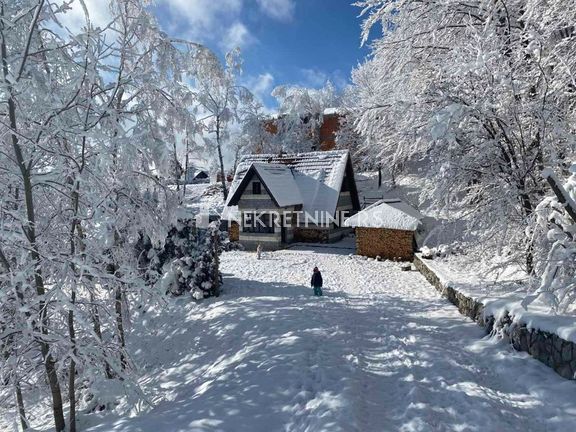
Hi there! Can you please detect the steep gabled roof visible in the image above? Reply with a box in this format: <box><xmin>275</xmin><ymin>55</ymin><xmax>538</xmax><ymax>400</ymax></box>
<box><xmin>227</xmin><ymin>163</ymin><xmax>303</xmax><ymax>208</ymax></box>
<box><xmin>185</xmin><ymin>167</ymin><xmax>209</xmax><ymax>179</ymax></box>
<box><xmin>225</xmin><ymin>150</ymin><xmax>352</xmax><ymax>215</ymax></box>
<box><xmin>344</xmin><ymin>199</ymin><xmax>423</xmax><ymax>231</ymax></box>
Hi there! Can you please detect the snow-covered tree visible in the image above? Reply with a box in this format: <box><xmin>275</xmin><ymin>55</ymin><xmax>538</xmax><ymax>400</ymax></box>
<box><xmin>268</xmin><ymin>82</ymin><xmax>342</xmax><ymax>153</ymax></box>
<box><xmin>353</xmin><ymin>0</ymin><xmax>576</xmax><ymax>272</ymax></box>
<box><xmin>334</xmin><ymin>86</ymin><xmax>368</xmax><ymax>169</ymax></box>
<box><xmin>238</xmin><ymin>81</ymin><xmax>344</xmax><ymax>155</ymax></box>
<box><xmin>0</xmin><ymin>1</ymin><xmax>224</xmax><ymax>430</ymax></box>
<box><xmin>194</xmin><ymin>49</ymin><xmax>254</xmax><ymax>199</ymax></box>
<box><xmin>526</xmin><ymin>165</ymin><xmax>576</xmax><ymax>313</ymax></box>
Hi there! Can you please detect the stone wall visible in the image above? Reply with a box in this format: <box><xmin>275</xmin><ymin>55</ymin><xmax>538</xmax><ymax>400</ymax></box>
<box><xmin>414</xmin><ymin>255</ymin><xmax>576</xmax><ymax>380</ymax></box>
<box><xmin>356</xmin><ymin>227</ymin><xmax>414</xmax><ymax>261</ymax></box>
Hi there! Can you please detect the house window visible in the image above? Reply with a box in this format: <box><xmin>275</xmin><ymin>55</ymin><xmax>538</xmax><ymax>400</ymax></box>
<box><xmin>243</xmin><ymin>212</ymin><xmax>274</xmax><ymax>234</ymax></box>
<box><xmin>252</xmin><ymin>182</ymin><xmax>261</xmax><ymax>195</ymax></box>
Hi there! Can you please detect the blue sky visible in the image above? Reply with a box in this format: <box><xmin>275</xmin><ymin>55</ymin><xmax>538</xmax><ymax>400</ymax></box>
<box><xmin>151</xmin><ymin>0</ymin><xmax>373</xmax><ymax>109</ymax></box>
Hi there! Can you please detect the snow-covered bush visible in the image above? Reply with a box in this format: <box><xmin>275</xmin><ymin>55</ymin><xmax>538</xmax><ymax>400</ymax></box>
<box><xmin>222</xmin><ymin>239</ymin><xmax>245</xmax><ymax>252</ymax></box>
<box><xmin>420</xmin><ymin>243</ymin><xmax>465</xmax><ymax>259</ymax></box>
<box><xmin>527</xmin><ymin>165</ymin><xmax>576</xmax><ymax>312</ymax></box>
<box><xmin>156</xmin><ymin>220</ymin><xmax>222</xmax><ymax>298</ymax></box>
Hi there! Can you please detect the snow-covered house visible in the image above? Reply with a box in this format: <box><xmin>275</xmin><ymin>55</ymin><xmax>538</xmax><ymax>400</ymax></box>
<box><xmin>344</xmin><ymin>199</ymin><xmax>424</xmax><ymax>260</ymax></box>
<box><xmin>185</xmin><ymin>167</ymin><xmax>210</xmax><ymax>184</ymax></box>
<box><xmin>223</xmin><ymin>150</ymin><xmax>360</xmax><ymax>250</ymax></box>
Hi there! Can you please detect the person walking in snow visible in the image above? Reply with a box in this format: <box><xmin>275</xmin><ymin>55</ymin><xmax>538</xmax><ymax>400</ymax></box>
<box><xmin>311</xmin><ymin>267</ymin><xmax>323</xmax><ymax>296</ymax></box>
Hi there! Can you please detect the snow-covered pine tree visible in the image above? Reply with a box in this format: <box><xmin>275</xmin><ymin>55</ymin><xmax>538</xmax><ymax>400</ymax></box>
<box><xmin>158</xmin><ymin>220</ymin><xmax>222</xmax><ymax>298</ymax></box>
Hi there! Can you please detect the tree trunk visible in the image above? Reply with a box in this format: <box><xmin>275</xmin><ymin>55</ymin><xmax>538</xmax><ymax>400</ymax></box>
<box><xmin>115</xmin><ymin>286</ymin><xmax>127</xmax><ymax>372</ymax></box>
<box><xmin>94</xmin><ymin>302</ymin><xmax>113</xmax><ymax>379</ymax></box>
<box><xmin>67</xmin><ymin>290</ymin><xmax>77</xmax><ymax>432</ymax></box>
<box><xmin>545</xmin><ymin>172</ymin><xmax>576</xmax><ymax>224</ymax></box>
<box><xmin>15</xmin><ymin>381</ymin><xmax>28</xmax><ymax>431</ymax></box>
<box><xmin>519</xmin><ymin>180</ymin><xmax>535</xmax><ymax>275</ymax></box>
<box><xmin>183</xmin><ymin>133</ymin><xmax>190</xmax><ymax>198</ymax></box>
<box><xmin>3</xmin><ymin>349</ymin><xmax>28</xmax><ymax>430</ymax></box>
<box><xmin>67</xmin><ymin>170</ymin><xmax>82</xmax><ymax>432</ymax></box>
<box><xmin>89</xmin><ymin>289</ymin><xmax>113</xmax><ymax>379</ymax></box>
<box><xmin>42</xmin><ymin>346</ymin><xmax>66</xmax><ymax>431</ymax></box>
<box><xmin>75</xmin><ymin>216</ymin><xmax>114</xmax><ymax>380</ymax></box>
<box><xmin>1</xmin><ymin>254</ymin><xmax>28</xmax><ymax>431</ymax></box>
<box><xmin>212</xmin><ymin>229</ymin><xmax>220</xmax><ymax>297</ymax></box>
<box><xmin>1</xmin><ymin>12</ymin><xmax>66</xmax><ymax>429</ymax></box>
<box><xmin>216</xmin><ymin>117</ymin><xmax>228</xmax><ymax>199</ymax></box>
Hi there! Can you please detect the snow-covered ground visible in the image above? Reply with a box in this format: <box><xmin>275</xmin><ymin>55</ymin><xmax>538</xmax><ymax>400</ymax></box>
<box><xmin>72</xmin><ymin>243</ymin><xmax>576</xmax><ymax>432</ymax></box>
<box><xmin>419</xmin><ymin>253</ymin><xmax>576</xmax><ymax>344</ymax></box>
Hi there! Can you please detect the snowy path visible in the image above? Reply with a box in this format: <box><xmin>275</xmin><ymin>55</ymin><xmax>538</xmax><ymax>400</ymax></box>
<box><xmin>86</xmin><ymin>244</ymin><xmax>576</xmax><ymax>432</ymax></box>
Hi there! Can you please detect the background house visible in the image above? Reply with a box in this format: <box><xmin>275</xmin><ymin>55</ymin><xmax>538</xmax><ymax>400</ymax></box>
<box><xmin>344</xmin><ymin>199</ymin><xmax>424</xmax><ymax>260</ymax></box>
<box><xmin>223</xmin><ymin>150</ymin><xmax>360</xmax><ymax>250</ymax></box>
<box><xmin>318</xmin><ymin>108</ymin><xmax>344</xmax><ymax>151</ymax></box>
<box><xmin>258</xmin><ymin>108</ymin><xmax>353</xmax><ymax>153</ymax></box>
<box><xmin>185</xmin><ymin>167</ymin><xmax>210</xmax><ymax>184</ymax></box>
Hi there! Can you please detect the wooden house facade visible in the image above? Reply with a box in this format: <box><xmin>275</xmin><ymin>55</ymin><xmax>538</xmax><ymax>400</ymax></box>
<box><xmin>223</xmin><ymin>150</ymin><xmax>360</xmax><ymax>250</ymax></box>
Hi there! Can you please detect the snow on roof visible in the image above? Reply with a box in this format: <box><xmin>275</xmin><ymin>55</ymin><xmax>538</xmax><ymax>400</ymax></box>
<box><xmin>323</xmin><ymin>107</ymin><xmax>345</xmax><ymax>116</ymax></box>
<box><xmin>224</xmin><ymin>150</ymin><xmax>350</xmax><ymax>215</ymax></box>
<box><xmin>221</xmin><ymin>205</ymin><xmax>240</xmax><ymax>221</ymax></box>
<box><xmin>252</xmin><ymin>163</ymin><xmax>303</xmax><ymax>207</ymax></box>
<box><xmin>344</xmin><ymin>199</ymin><xmax>423</xmax><ymax>231</ymax></box>
<box><xmin>384</xmin><ymin>199</ymin><xmax>424</xmax><ymax>221</ymax></box>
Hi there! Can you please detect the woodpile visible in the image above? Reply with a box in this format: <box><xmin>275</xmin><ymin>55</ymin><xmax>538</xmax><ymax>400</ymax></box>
<box><xmin>294</xmin><ymin>228</ymin><xmax>329</xmax><ymax>243</ymax></box>
<box><xmin>356</xmin><ymin>227</ymin><xmax>414</xmax><ymax>261</ymax></box>
<box><xmin>229</xmin><ymin>221</ymin><xmax>240</xmax><ymax>242</ymax></box>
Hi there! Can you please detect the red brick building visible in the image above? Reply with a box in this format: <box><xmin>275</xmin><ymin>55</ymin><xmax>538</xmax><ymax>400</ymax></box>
<box><xmin>260</xmin><ymin>109</ymin><xmax>345</xmax><ymax>153</ymax></box>
<box><xmin>318</xmin><ymin>112</ymin><xmax>341</xmax><ymax>151</ymax></box>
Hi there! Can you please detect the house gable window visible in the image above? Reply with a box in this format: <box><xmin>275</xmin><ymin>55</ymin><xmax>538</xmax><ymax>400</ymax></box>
<box><xmin>252</xmin><ymin>181</ymin><xmax>262</xmax><ymax>195</ymax></box>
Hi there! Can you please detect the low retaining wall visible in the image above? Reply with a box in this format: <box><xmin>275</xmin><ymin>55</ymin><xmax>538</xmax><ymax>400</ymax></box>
<box><xmin>414</xmin><ymin>255</ymin><xmax>576</xmax><ymax>380</ymax></box>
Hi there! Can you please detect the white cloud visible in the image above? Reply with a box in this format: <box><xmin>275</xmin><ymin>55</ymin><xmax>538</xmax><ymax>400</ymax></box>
<box><xmin>246</xmin><ymin>72</ymin><xmax>275</xmax><ymax>99</ymax></box>
<box><xmin>331</xmin><ymin>70</ymin><xmax>350</xmax><ymax>90</ymax></box>
<box><xmin>221</xmin><ymin>22</ymin><xmax>254</xmax><ymax>51</ymax></box>
<box><xmin>241</xmin><ymin>72</ymin><xmax>276</xmax><ymax>112</ymax></box>
<box><xmin>255</xmin><ymin>0</ymin><xmax>295</xmax><ymax>22</ymax></box>
<box><xmin>165</xmin><ymin>0</ymin><xmax>242</xmax><ymax>32</ymax></box>
<box><xmin>161</xmin><ymin>0</ymin><xmax>258</xmax><ymax>54</ymax></box>
<box><xmin>300</xmin><ymin>68</ymin><xmax>329</xmax><ymax>88</ymax></box>
<box><xmin>52</xmin><ymin>0</ymin><xmax>113</xmax><ymax>33</ymax></box>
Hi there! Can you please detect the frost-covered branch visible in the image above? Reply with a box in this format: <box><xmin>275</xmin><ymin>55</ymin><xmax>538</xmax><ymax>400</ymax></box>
<box><xmin>543</xmin><ymin>168</ymin><xmax>576</xmax><ymax>225</ymax></box>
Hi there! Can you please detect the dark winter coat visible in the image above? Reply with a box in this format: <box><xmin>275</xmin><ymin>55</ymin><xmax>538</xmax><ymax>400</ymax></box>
<box><xmin>311</xmin><ymin>271</ymin><xmax>323</xmax><ymax>288</ymax></box>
